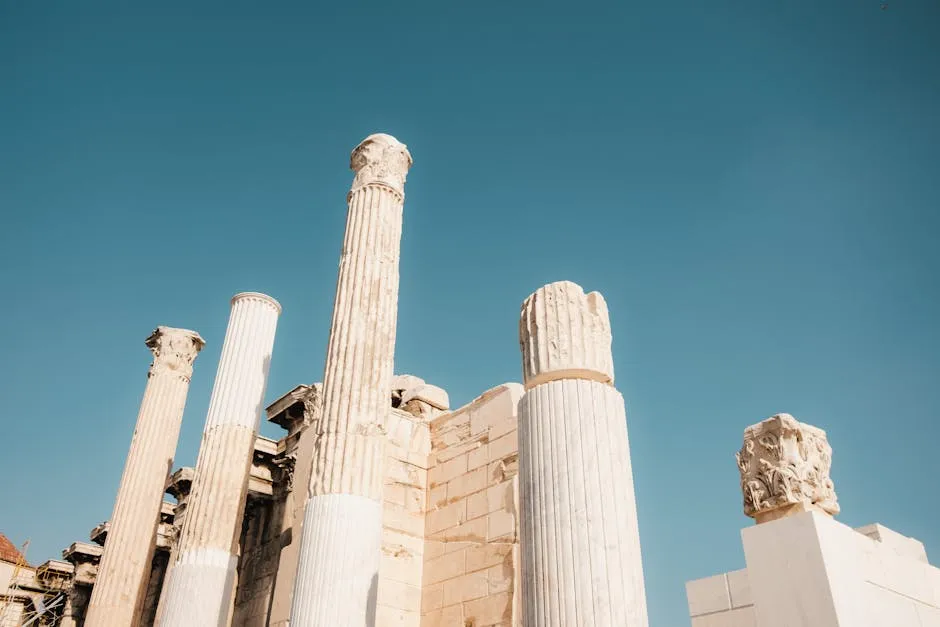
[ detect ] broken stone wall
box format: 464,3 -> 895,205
421,383 -> 524,627
377,408 -> 432,626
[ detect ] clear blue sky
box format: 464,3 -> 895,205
1,1 -> 938,624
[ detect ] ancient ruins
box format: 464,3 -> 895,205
687,414 -> 940,626
1,133 -> 938,627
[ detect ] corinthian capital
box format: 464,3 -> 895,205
349,133 -> 413,197
146,326 -> 205,381
736,413 -> 839,523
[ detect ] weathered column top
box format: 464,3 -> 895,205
736,413 -> 840,524
146,326 -> 205,381
231,291 -> 282,314
349,132 -> 413,197
519,280 -> 615,389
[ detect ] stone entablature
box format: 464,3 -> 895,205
736,413 -> 839,523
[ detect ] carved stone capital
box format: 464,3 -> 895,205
736,413 -> 839,523
146,327 -> 205,382
519,281 -> 615,388
302,383 -> 323,428
275,452 -> 298,493
349,133 -> 413,197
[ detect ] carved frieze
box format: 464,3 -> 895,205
736,413 -> 839,521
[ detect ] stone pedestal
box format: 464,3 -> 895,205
157,293 -> 281,626
517,281 -> 649,627
84,327 -> 204,627
290,134 -> 412,626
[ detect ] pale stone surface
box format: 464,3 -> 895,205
856,523 -> 929,563
159,293 -> 280,626
736,413 -> 839,523
377,407 -> 431,627
690,607 -> 757,627
402,384 -> 450,411
152,468 -> 193,623
392,374 -> 426,394
519,280 -> 614,388
291,133 -> 412,626
686,572 -> 732,616
686,569 -> 754,627
421,384 -> 521,627
689,515 -> 940,627
517,281 -> 648,627
693,517 -> 940,626
84,327 -> 204,627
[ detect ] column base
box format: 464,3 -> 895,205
290,493 -> 382,626
157,548 -> 238,627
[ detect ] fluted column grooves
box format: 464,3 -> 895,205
291,133 -> 412,627
520,280 -> 615,389
517,281 -> 649,627
158,293 -> 280,627
292,495 -> 382,625
309,183 -> 402,501
85,328 -> 204,627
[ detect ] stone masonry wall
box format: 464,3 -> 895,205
421,383 -> 524,627
377,408 -> 432,627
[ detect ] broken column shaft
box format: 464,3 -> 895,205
84,327 -> 204,627
157,292 -> 281,626
517,281 -> 649,627
290,133 -> 412,626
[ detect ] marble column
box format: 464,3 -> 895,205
153,467 -> 194,625
517,281 -> 649,627
84,327 -> 204,627
157,292 -> 281,627
290,133 -> 412,626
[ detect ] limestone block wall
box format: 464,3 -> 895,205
377,408 -> 432,627
421,383 -> 524,627
685,569 -> 755,627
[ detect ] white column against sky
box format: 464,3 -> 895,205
157,292 -> 281,627
290,134 -> 412,626
84,327 -> 205,627
517,281 -> 649,627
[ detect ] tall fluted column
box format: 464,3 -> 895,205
290,133 -> 412,626
157,292 -> 281,627
85,327 -> 204,627
517,281 -> 649,627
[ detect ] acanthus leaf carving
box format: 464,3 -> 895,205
349,133 -> 413,197
736,413 -> 839,521
146,327 -> 205,382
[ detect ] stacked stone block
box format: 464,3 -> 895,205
421,383 -> 524,627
